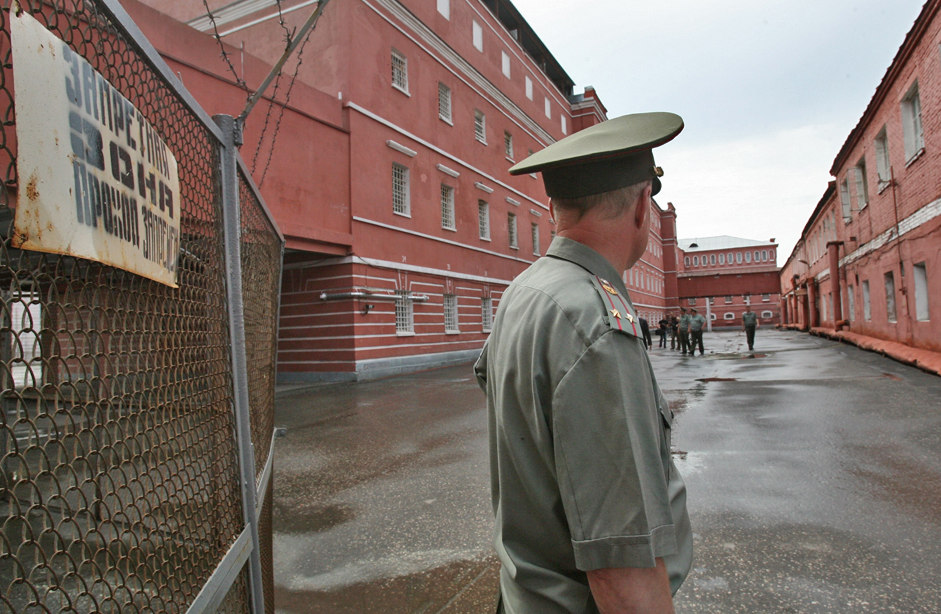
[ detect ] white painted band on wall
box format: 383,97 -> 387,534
436,163 -> 460,177
475,182 -> 494,193
505,197 -> 520,206
387,140 -> 418,157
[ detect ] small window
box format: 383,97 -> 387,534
847,285 -> 856,322
437,0 -> 449,19
761,311 -> 773,319
684,256 -> 690,267
762,294 -> 771,302
693,256 -> 699,266
863,280 -> 872,321
875,127 -> 890,185
561,115 -> 567,135
544,97 -> 551,118
438,82 -> 452,123
710,313 -> 717,321
710,254 -> 716,265
745,251 -> 752,263
840,178 -> 851,221
391,49 -> 408,93
725,296 -> 733,304
525,76 -> 533,100
689,298 -> 697,306
855,157 -> 869,210
396,290 -> 414,334
884,271 -> 897,322
392,163 -> 410,216
444,294 -> 459,332
736,252 -> 743,264
901,81 -> 924,162
504,131 -> 513,159
501,51 -> 511,78
441,184 -> 455,230
478,200 -> 490,240
508,212 -> 518,249
761,250 -> 768,262
532,223 -> 540,256
719,253 -> 725,265
473,20 -> 483,51
474,110 -> 486,143
914,262 -> 930,321
724,312 -> 735,320
482,297 -> 493,331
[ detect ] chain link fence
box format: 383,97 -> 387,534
0,1 -> 282,612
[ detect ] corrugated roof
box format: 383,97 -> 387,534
678,236 -> 777,252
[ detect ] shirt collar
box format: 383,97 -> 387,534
546,236 -> 625,290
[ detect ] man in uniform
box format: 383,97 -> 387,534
475,113 -> 693,614
678,307 -> 691,355
689,308 -> 706,355
742,306 -> 759,351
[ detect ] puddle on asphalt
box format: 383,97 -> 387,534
672,450 -> 707,475
696,377 -> 737,382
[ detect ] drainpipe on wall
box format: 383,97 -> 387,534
828,241 -> 845,330
889,166 -> 913,345
807,279 -> 818,329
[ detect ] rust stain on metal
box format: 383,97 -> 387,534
26,175 -> 39,201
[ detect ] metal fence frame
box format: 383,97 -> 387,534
1,0 -> 284,612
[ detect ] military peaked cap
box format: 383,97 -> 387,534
509,112 -> 683,199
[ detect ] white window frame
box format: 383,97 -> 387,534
478,200 -> 490,241
693,256 -> 699,267
544,97 -> 551,119
901,81 -> 925,163
762,294 -> 771,302
391,49 -> 408,94
504,131 -> 514,159
472,20 -> 483,52
437,0 -> 450,19
441,183 -> 455,231
508,212 -> 518,249
475,109 -> 487,144
501,51 -> 511,78
396,290 -> 414,334
736,252 -> 743,264
532,222 -> 540,256
855,157 -> 869,211
874,127 -> 891,188
847,285 -> 855,322
745,251 -> 752,263
724,312 -> 735,320
561,115 -> 567,135
392,163 -> 410,216
863,280 -> 871,321
840,177 -> 851,221
438,82 -> 452,124
761,250 -> 768,262
710,254 -> 716,265
482,297 -> 493,331
525,76 -> 533,100
719,253 -> 725,265
884,272 -> 897,322
725,296 -> 733,304
761,311 -> 774,319
444,293 -> 459,333
914,262 -> 930,321
684,256 -> 690,267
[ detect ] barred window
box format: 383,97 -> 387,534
391,49 -> 408,93
444,294 -> 459,332
689,298 -> 697,306
532,222 -> 540,256
725,295 -> 733,304
482,297 -> 493,331
508,212 -> 517,248
761,310 -> 774,319
438,82 -> 452,122
392,163 -> 410,216
479,200 -> 490,240
475,110 -> 486,143
396,291 -> 414,333
504,131 -> 513,158
441,184 -> 455,230
762,293 -> 771,302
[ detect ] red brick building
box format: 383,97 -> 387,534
676,237 -> 782,329
781,0 -> 941,353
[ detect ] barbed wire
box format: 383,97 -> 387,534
202,0 -> 250,92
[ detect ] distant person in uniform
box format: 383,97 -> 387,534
742,307 -> 759,351
669,313 -> 679,350
475,113 -> 693,614
678,307 -> 691,355
658,316 -> 669,348
689,308 -> 707,355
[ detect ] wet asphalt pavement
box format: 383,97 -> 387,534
272,330 -> 941,613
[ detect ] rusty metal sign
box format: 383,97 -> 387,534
11,7 -> 181,287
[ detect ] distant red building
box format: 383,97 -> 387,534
781,0 -> 940,353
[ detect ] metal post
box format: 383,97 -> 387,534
705,296 -> 712,333
214,113 -> 266,614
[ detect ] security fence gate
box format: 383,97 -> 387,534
0,1 -> 282,612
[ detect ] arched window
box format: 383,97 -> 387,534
719,253 -> 725,265
755,251 -> 761,262
710,254 -> 716,265
761,311 -> 773,319
736,252 -> 743,264
693,256 -> 699,266
745,251 -> 752,263
724,312 -> 735,320
762,250 -> 768,262
684,256 -> 690,267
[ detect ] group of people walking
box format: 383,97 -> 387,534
638,307 -> 761,354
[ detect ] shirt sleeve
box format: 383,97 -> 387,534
551,331 -> 677,571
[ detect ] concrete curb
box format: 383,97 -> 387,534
805,327 -> 941,377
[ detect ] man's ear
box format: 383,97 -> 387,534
634,183 -> 652,229
549,199 -> 556,225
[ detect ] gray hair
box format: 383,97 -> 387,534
551,180 -> 650,222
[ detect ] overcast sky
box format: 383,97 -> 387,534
510,0 -> 926,261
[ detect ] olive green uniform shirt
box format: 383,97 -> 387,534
475,238 -> 693,614
689,314 -> 706,332
678,314 -> 691,331
742,311 -> 758,328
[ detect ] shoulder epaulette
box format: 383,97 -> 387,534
590,275 -> 638,338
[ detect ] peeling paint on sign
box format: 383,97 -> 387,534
11,8 -> 181,288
